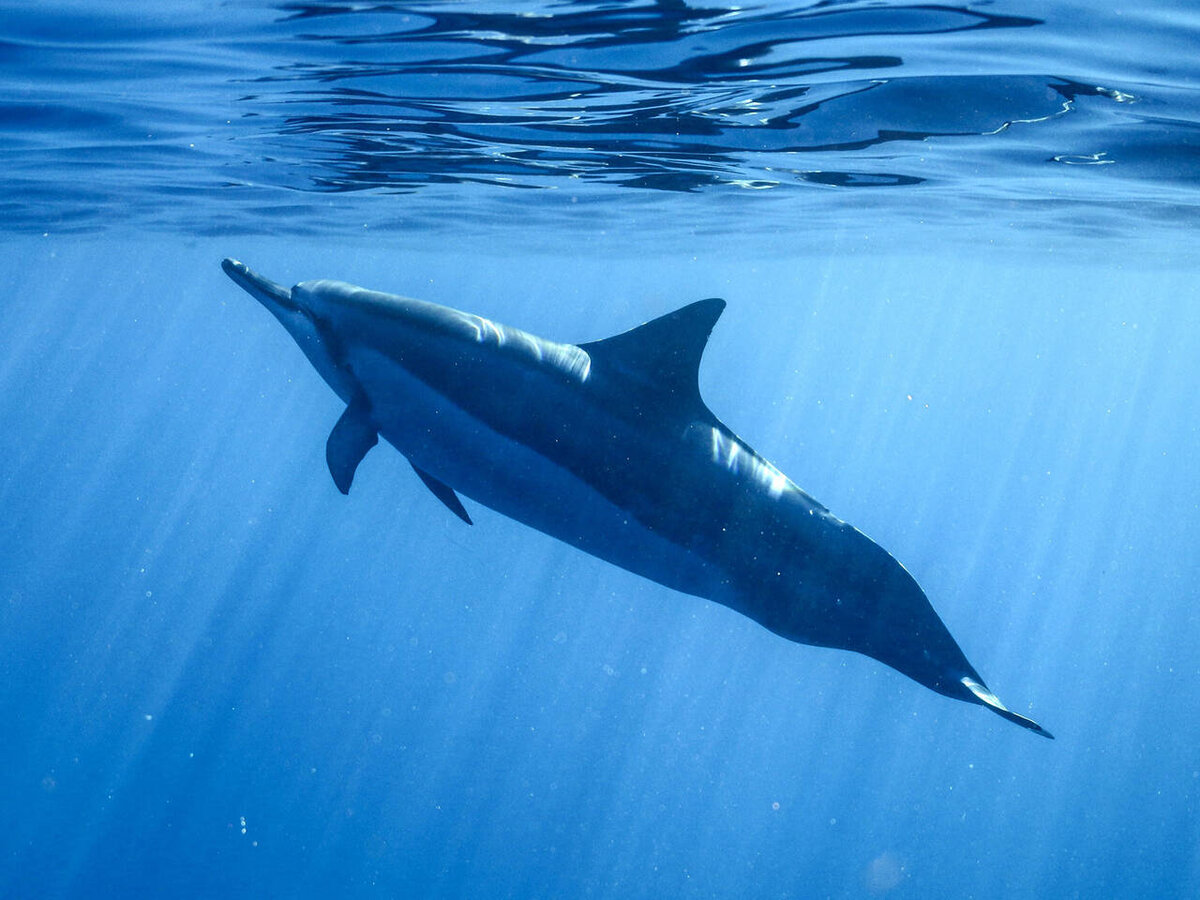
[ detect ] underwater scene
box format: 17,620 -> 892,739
2,1 -> 1198,897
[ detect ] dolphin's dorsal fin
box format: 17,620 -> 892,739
579,298 -> 725,420
327,394 -> 378,494
410,463 -> 473,525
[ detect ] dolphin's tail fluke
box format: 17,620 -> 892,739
962,676 -> 1054,739
222,258 -> 294,311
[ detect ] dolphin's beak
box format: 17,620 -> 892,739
221,258 -> 296,314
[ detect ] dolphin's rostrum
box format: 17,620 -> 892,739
222,258 -> 1051,738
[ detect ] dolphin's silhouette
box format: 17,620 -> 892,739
222,259 -> 1051,738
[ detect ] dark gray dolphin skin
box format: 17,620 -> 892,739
221,258 -> 1052,739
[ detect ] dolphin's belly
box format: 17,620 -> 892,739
349,347 -> 726,600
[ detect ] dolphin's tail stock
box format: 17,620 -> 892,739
962,676 -> 1054,739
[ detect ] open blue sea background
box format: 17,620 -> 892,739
3,1 -> 1199,897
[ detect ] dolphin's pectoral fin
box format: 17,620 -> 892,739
326,395 -> 378,495
410,463 -> 473,525
962,677 -> 1054,739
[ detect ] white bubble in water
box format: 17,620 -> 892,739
865,852 -> 905,894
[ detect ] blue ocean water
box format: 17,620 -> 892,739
2,2 -> 1198,898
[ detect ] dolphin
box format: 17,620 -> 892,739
221,258 -> 1051,739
